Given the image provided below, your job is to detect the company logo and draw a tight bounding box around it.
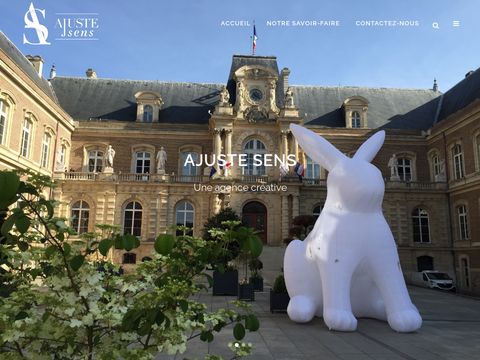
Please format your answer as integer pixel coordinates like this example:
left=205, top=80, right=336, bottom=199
left=23, top=2, right=50, bottom=45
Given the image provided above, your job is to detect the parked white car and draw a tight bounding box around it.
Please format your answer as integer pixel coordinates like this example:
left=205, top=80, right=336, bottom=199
left=411, top=271, right=455, bottom=291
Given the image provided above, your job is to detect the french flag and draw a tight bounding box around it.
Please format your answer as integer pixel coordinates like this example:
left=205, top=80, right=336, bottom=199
left=252, top=25, right=257, bottom=54
left=294, top=162, right=304, bottom=180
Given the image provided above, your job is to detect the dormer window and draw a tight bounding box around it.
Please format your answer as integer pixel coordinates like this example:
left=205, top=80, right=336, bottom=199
left=351, top=111, right=361, bottom=128
left=343, top=96, right=369, bottom=128
left=134, top=91, right=163, bottom=122
left=143, top=105, right=153, bottom=122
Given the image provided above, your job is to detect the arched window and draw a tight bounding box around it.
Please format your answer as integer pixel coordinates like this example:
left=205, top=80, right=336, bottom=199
left=135, top=151, right=151, bottom=174
left=143, top=105, right=153, bottom=122
left=0, top=99, right=10, bottom=145
left=432, top=154, right=440, bottom=178
left=351, top=111, right=361, bottom=128
left=313, top=204, right=323, bottom=218
left=123, top=253, right=137, bottom=264
left=20, top=118, right=33, bottom=158
left=397, top=157, right=412, bottom=181
left=175, top=201, right=194, bottom=235
left=180, top=152, right=199, bottom=176
left=88, top=150, right=104, bottom=172
left=40, top=132, right=52, bottom=168
left=412, top=208, right=430, bottom=243
left=305, top=156, right=321, bottom=179
left=475, top=133, right=480, bottom=171
left=452, top=144, right=464, bottom=179
left=243, top=139, right=266, bottom=176
left=71, top=200, right=90, bottom=234
left=123, top=201, right=142, bottom=236
left=457, top=205, right=468, bottom=240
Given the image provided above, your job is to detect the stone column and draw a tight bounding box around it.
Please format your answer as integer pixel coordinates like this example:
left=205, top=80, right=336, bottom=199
left=290, top=134, right=299, bottom=170
left=281, top=195, right=290, bottom=241
left=224, top=129, right=232, bottom=177
left=281, top=130, right=289, bottom=158
left=213, top=128, right=222, bottom=173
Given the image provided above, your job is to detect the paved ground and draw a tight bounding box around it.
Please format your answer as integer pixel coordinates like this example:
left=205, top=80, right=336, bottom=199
left=156, top=286, right=480, bottom=360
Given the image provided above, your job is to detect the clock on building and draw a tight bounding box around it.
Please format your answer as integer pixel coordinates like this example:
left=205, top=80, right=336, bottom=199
left=249, top=88, right=263, bottom=102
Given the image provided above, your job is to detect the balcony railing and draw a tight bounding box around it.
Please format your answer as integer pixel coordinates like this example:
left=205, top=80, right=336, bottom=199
left=54, top=172, right=447, bottom=190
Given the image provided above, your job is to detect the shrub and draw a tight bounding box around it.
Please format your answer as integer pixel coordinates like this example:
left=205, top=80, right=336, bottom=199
left=0, top=170, right=259, bottom=359
left=272, top=275, right=287, bottom=294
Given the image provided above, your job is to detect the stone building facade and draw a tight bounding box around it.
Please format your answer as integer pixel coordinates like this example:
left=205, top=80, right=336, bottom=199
left=1, top=31, right=479, bottom=295
left=0, top=32, right=74, bottom=177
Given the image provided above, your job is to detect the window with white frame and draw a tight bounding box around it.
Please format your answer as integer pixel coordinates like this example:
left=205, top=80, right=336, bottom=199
left=175, top=200, right=194, bottom=235
left=432, top=154, right=440, bottom=178
left=88, top=150, right=104, bottom=172
left=351, top=111, right=361, bottom=128
left=143, top=105, right=153, bottom=122
left=0, top=99, right=9, bottom=145
left=397, top=157, right=412, bottom=181
left=243, top=139, right=266, bottom=176
left=180, top=152, right=199, bottom=176
left=59, top=144, right=67, bottom=166
left=452, top=144, right=464, bottom=179
left=135, top=151, right=151, bottom=174
left=412, top=208, right=430, bottom=243
left=306, top=155, right=321, bottom=179
left=20, top=118, right=33, bottom=158
left=71, top=200, right=90, bottom=234
left=40, top=132, right=51, bottom=168
left=123, top=201, right=142, bottom=237
left=457, top=205, right=468, bottom=240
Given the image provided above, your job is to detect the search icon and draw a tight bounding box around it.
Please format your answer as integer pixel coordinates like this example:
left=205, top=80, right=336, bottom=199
left=432, top=22, right=440, bottom=29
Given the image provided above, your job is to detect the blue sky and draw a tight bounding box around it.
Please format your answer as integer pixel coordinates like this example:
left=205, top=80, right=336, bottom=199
left=1, top=0, right=479, bottom=91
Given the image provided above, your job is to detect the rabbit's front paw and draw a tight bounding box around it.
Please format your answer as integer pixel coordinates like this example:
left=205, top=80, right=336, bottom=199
left=287, top=295, right=316, bottom=323
left=387, top=309, right=422, bottom=333
left=324, top=308, right=357, bottom=331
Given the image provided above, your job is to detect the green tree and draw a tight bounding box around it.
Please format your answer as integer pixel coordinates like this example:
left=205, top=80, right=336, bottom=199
left=0, top=170, right=259, bottom=359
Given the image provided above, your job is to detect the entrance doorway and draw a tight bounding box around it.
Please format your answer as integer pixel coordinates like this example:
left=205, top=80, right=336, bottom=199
left=242, top=201, right=267, bottom=243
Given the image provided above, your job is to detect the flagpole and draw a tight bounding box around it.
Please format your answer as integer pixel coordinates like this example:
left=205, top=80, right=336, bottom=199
left=252, top=20, right=255, bottom=56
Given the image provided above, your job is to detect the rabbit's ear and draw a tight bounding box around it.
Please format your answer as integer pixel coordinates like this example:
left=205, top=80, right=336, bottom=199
left=353, top=130, right=385, bottom=162
left=290, top=124, right=345, bottom=171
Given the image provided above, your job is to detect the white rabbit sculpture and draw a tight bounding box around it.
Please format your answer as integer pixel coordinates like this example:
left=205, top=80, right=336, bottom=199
left=284, top=124, right=422, bottom=333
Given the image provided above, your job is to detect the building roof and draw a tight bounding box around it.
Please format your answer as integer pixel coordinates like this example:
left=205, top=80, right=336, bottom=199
left=50, top=77, right=223, bottom=124
left=437, top=67, right=480, bottom=122
left=293, top=86, right=441, bottom=130
left=50, top=75, right=441, bottom=130
left=0, top=31, right=57, bottom=103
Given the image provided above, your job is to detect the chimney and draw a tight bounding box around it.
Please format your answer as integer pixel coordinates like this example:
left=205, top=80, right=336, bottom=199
left=86, top=68, right=97, bottom=79
left=26, top=55, right=44, bottom=77
left=465, top=70, right=474, bottom=78
left=280, top=67, right=290, bottom=94
left=49, top=65, right=56, bottom=79
left=432, top=78, right=438, bottom=92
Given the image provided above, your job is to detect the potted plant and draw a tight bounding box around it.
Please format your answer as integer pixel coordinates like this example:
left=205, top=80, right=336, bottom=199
left=236, top=226, right=263, bottom=302
left=270, top=274, right=290, bottom=313
left=249, top=258, right=263, bottom=292
left=208, top=218, right=241, bottom=296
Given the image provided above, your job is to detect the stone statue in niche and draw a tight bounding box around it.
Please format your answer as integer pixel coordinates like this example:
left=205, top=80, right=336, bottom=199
left=156, top=146, right=167, bottom=174
left=104, top=145, right=115, bottom=172
left=219, top=86, right=230, bottom=106
left=269, top=80, right=277, bottom=111
left=236, top=80, right=245, bottom=107
left=388, top=154, right=400, bottom=180
left=284, top=124, right=422, bottom=333
left=284, top=87, right=295, bottom=108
